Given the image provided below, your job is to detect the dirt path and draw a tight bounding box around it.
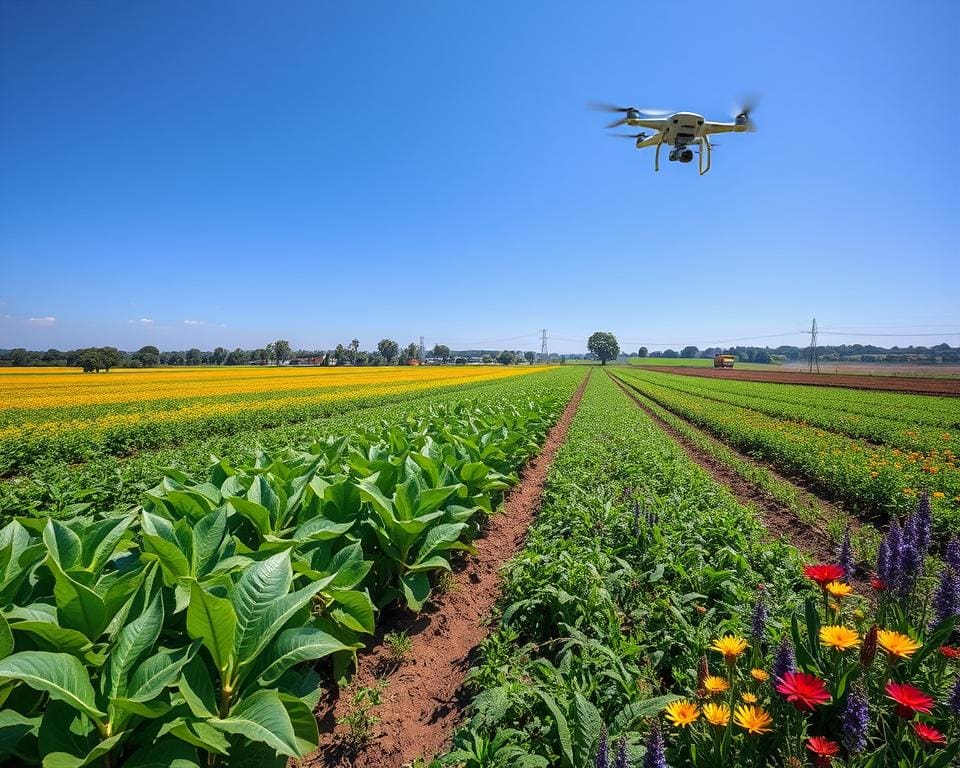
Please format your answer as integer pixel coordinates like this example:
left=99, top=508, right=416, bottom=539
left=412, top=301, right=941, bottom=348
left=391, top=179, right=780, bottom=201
left=608, top=373, right=872, bottom=592
left=640, top=366, right=960, bottom=396
left=305, top=372, right=590, bottom=768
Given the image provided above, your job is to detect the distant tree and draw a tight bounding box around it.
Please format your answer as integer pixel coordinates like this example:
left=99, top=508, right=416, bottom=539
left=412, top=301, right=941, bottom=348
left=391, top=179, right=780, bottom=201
left=454, top=357, right=466, bottom=365
left=662, top=349, right=678, bottom=358
left=431, top=344, right=450, bottom=362
left=378, top=339, right=399, bottom=364
left=133, top=345, right=160, bottom=367
left=753, top=350, right=772, bottom=364
left=185, top=348, right=203, bottom=366
left=681, top=346, right=699, bottom=359
left=587, top=332, right=620, bottom=366
left=637, top=347, right=648, bottom=358
left=100, top=347, right=123, bottom=372
left=368, top=351, right=384, bottom=366
left=255, top=348, right=269, bottom=365
left=211, top=346, right=227, bottom=365
left=497, top=350, right=515, bottom=365
left=334, top=344, right=346, bottom=365
left=481, top=355, right=494, bottom=364
left=272, top=340, right=291, bottom=365
left=403, top=342, right=418, bottom=363
left=226, top=348, right=249, bottom=365
left=559, top=355, right=567, bottom=364
left=78, top=350, right=102, bottom=373
left=523, top=351, right=536, bottom=364
left=9, top=348, right=33, bottom=367
left=41, top=348, right=65, bottom=364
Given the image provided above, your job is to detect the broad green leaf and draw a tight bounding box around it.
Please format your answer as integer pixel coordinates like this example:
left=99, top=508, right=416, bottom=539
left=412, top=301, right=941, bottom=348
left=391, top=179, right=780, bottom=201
left=328, top=589, right=375, bottom=635
left=43, top=520, right=82, bottom=570
left=164, top=490, right=216, bottom=520
left=0, top=614, right=12, bottom=660
left=211, top=689, right=304, bottom=758
left=191, top=509, right=227, bottom=577
left=81, top=515, right=133, bottom=574
left=179, top=655, right=217, bottom=719
left=126, top=642, right=199, bottom=702
left=226, top=497, right=272, bottom=537
left=10, top=621, right=93, bottom=660
left=120, top=737, right=201, bottom=768
left=106, top=591, right=164, bottom=701
left=185, top=580, right=236, bottom=673
left=290, top=517, right=354, bottom=542
left=534, top=690, right=574, bottom=768
left=44, top=555, right=107, bottom=641
left=232, top=552, right=292, bottom=665
left=401, top=571, right=431, bottom=612
left=258, top=627, right=357, bottom=685
left=417, top=523, right=469, bottom=562
left=0, top=709, right=40, bottom=760
left=0, top=651, right=105, bottom=721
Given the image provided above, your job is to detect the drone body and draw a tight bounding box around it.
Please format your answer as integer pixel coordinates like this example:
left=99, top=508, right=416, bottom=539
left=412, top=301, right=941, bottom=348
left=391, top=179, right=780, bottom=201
left=593, top=102, right=756, bottom=175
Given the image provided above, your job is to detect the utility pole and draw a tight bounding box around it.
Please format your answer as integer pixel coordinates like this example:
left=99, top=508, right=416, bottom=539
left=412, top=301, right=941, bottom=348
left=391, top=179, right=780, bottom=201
left=808, top=318, right=820, bottom=374
left=539, top=329, right=548, bottom=363
left=419, top=336, right=425, bottom=362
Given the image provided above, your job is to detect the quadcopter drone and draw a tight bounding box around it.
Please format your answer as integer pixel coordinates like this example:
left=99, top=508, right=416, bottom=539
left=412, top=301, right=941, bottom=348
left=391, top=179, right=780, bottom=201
left=591, top=100, right=757, bottom=175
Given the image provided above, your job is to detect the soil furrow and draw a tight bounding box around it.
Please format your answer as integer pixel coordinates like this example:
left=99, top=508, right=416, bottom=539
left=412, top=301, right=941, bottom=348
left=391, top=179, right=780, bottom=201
left=304, top=371, right=590, bottom=768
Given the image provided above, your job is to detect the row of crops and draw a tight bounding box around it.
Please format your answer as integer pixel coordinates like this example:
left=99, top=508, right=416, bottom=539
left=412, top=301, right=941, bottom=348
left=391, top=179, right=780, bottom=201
left=0, top=368, right=577, bottom=519
left=0, top=366, right=540, bottom=477
left=625, top=369, right=959, bottom=453
left=613, top=369, right=960, bottom=536
left=440, top=373, right=960, bottom=767
left=0, top=372, right=579, bottom=766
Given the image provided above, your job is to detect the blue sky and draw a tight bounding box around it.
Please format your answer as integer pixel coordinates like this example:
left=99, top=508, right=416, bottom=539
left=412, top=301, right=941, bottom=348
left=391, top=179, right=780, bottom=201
left=2, top=1, right=957, bottom=354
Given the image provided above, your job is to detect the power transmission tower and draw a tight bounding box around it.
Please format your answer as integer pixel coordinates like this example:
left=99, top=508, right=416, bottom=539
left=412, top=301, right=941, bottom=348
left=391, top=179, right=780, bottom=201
left=807, top=318, right=820, bottom=373
left=539, top=329, right=548, bottom=363
left=419, top=336, right=425, bottom=361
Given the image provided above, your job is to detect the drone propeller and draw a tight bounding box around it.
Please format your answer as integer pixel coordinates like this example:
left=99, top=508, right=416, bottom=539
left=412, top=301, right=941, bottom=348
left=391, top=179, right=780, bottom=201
left=588, top=102, right=672, bottom=129
left=608, top=131, right=648, bottom=140
left=732, top=96, right=759, bottom=131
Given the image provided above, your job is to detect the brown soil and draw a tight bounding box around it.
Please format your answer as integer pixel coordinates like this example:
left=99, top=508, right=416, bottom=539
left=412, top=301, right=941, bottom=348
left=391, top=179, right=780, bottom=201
left=641, top=366, right=960, bottom=396
left=304, top=372, right=590, bottom=768
left=608, top=373, right=871, bottom=593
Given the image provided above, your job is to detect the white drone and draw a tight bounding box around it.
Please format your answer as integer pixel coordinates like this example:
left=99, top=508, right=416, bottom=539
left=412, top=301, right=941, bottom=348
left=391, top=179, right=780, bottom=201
left=591, top=100, right=757, bottom=175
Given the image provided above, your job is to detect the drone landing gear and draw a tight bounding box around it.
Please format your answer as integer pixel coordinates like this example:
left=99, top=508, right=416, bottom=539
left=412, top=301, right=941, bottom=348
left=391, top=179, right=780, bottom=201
left=698, top=136, right=712, bottom=175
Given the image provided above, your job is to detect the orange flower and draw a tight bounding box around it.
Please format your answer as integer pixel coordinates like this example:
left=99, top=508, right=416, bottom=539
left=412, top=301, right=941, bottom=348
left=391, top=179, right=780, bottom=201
left=703, top=675, right=730, bottom=695
left=664, top=699, right=700, bottom=727
left=825, top=581, right=853, bottom=599
left=711, top=635, right=748, bottom=663
left=819, top=625, right=860, bottom=651
left=877, top=629, right=921, bottom=659
left=702, top=702, right=730, bottom=727
left=750, top=668, right=769, bottom=682
left=741, top=692, right=758, bottom=704
left=733, top=704, right=773, bottom=735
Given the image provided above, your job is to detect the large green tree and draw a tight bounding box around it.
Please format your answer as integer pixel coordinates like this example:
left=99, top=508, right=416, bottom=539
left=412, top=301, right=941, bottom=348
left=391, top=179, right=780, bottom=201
left=272, top=339, right=292, bottom=365
left=133, top=345, right=160, bottom=367
left=431, top=344, right=450, bottom=362
left=377, top=339, right=399, bottom=364
left=587, top=332, right=619, bottom=366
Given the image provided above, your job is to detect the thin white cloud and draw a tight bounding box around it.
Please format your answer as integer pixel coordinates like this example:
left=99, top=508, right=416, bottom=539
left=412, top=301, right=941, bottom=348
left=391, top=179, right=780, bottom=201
left=27, top=316, right=56, bottom=327
left=129, top=318, right=154, bottom=325
left=183, top=319, right=203, bottom=326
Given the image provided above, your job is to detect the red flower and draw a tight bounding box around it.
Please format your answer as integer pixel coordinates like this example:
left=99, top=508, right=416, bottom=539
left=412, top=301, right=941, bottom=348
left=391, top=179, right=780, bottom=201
left=913, top=722, right=946, bottom=746
left=804, top=564, right=845, bottom=588
left=885, top=681, right=934, bottom=718
left=940, top=645, right=960, bottom=659
left=871, top=576, right=887, bottom=592
left=807, top=736, right=841, bottom=767
left=775, top=671, right=831, bottom=711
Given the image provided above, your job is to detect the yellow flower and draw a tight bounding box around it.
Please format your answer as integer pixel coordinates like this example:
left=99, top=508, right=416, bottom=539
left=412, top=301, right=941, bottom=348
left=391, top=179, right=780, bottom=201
left=703, top=675, right=730, bottom=695
left=711, top=635, right=748, bottom=663
left=703, top=702, right=731, bottom=727
left=664, top=699, right=700, bottom=727
left=733, top=704, right=773, bottom=735
left=825, top=581, right=854, bottom=599
left=741, top=692, right=758, bottom=704
left=933, top=491, right=945, bottom=499
left=877, top=629, right=922, bottom=659
left=820, top=625, right=860, bottom=651
left=750, top=668, right=769, bottom=682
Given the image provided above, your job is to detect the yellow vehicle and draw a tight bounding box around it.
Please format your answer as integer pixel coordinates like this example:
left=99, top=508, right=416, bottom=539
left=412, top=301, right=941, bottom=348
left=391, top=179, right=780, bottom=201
left=713, top=354, right=735, bottom=369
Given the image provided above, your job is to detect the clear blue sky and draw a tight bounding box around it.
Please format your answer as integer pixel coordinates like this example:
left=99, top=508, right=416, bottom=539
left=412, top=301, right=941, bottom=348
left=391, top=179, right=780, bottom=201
left=2, top=1, right=957, bottom=354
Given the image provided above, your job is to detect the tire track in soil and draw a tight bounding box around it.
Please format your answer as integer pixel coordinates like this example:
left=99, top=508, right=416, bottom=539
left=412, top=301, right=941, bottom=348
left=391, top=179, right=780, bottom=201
left=607, top=372, right=872, bottom=594
left=304, top=371, right=590, bottom=768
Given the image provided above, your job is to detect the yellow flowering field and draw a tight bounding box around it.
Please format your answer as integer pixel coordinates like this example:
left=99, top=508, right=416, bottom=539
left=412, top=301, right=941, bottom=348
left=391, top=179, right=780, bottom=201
left=0, top=365, right=543, bottom=475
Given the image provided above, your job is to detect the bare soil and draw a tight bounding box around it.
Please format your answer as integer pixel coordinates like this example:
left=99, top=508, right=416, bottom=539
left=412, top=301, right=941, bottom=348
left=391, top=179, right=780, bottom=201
left=641, top=366, right=960, bottom=396
left=304, top=372, right=589, bottom=768
left=608, top=373, right=872, bottom=592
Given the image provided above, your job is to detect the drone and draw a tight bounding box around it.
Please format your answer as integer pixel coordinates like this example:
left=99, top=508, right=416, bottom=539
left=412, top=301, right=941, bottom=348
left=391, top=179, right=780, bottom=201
left=590, top=100, right=757, bottom=175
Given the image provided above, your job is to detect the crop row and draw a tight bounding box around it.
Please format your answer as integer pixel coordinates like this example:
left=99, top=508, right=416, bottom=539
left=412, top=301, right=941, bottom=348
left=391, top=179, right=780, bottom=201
left=441, top=371, right=960, bottom=767
left=614, top=370, right=960, bottom=536
left=0, top=367, right=539, bottom=477
left=0, top=387, right=568, bottom=766
left=0, top=368, right=582, bottom=520
left=629, top=370, right=958, bottom=454
left=440, top=371, right=808, bottom=765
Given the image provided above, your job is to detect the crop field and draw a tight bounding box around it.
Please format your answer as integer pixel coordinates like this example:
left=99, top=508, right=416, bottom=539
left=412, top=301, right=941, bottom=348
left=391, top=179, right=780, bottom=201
left=628, top=357, right=780, bottom=370
left=0, top=364, right=958, bottom=768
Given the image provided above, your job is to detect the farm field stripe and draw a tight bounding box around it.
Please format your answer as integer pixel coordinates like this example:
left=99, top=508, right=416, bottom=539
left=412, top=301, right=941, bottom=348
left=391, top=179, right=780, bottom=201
left=637, top=364, right=960, bottom=395
left=306, top=371, right=591, bottom=768
left=607, top=371, right=873, bottom=590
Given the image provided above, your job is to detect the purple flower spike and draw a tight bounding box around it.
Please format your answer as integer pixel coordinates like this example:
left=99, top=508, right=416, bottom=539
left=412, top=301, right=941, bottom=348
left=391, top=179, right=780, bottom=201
left=842, top=685, right=869, bottom=754
left=615, top=734, right=629, bottom=768
left=596, top=724, right=609, bottom=768
left=838, top=529, right=854, bottom=578
left=772, top=635, right=795, bottom=683
left=643, top=721, right=666, bottom=768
